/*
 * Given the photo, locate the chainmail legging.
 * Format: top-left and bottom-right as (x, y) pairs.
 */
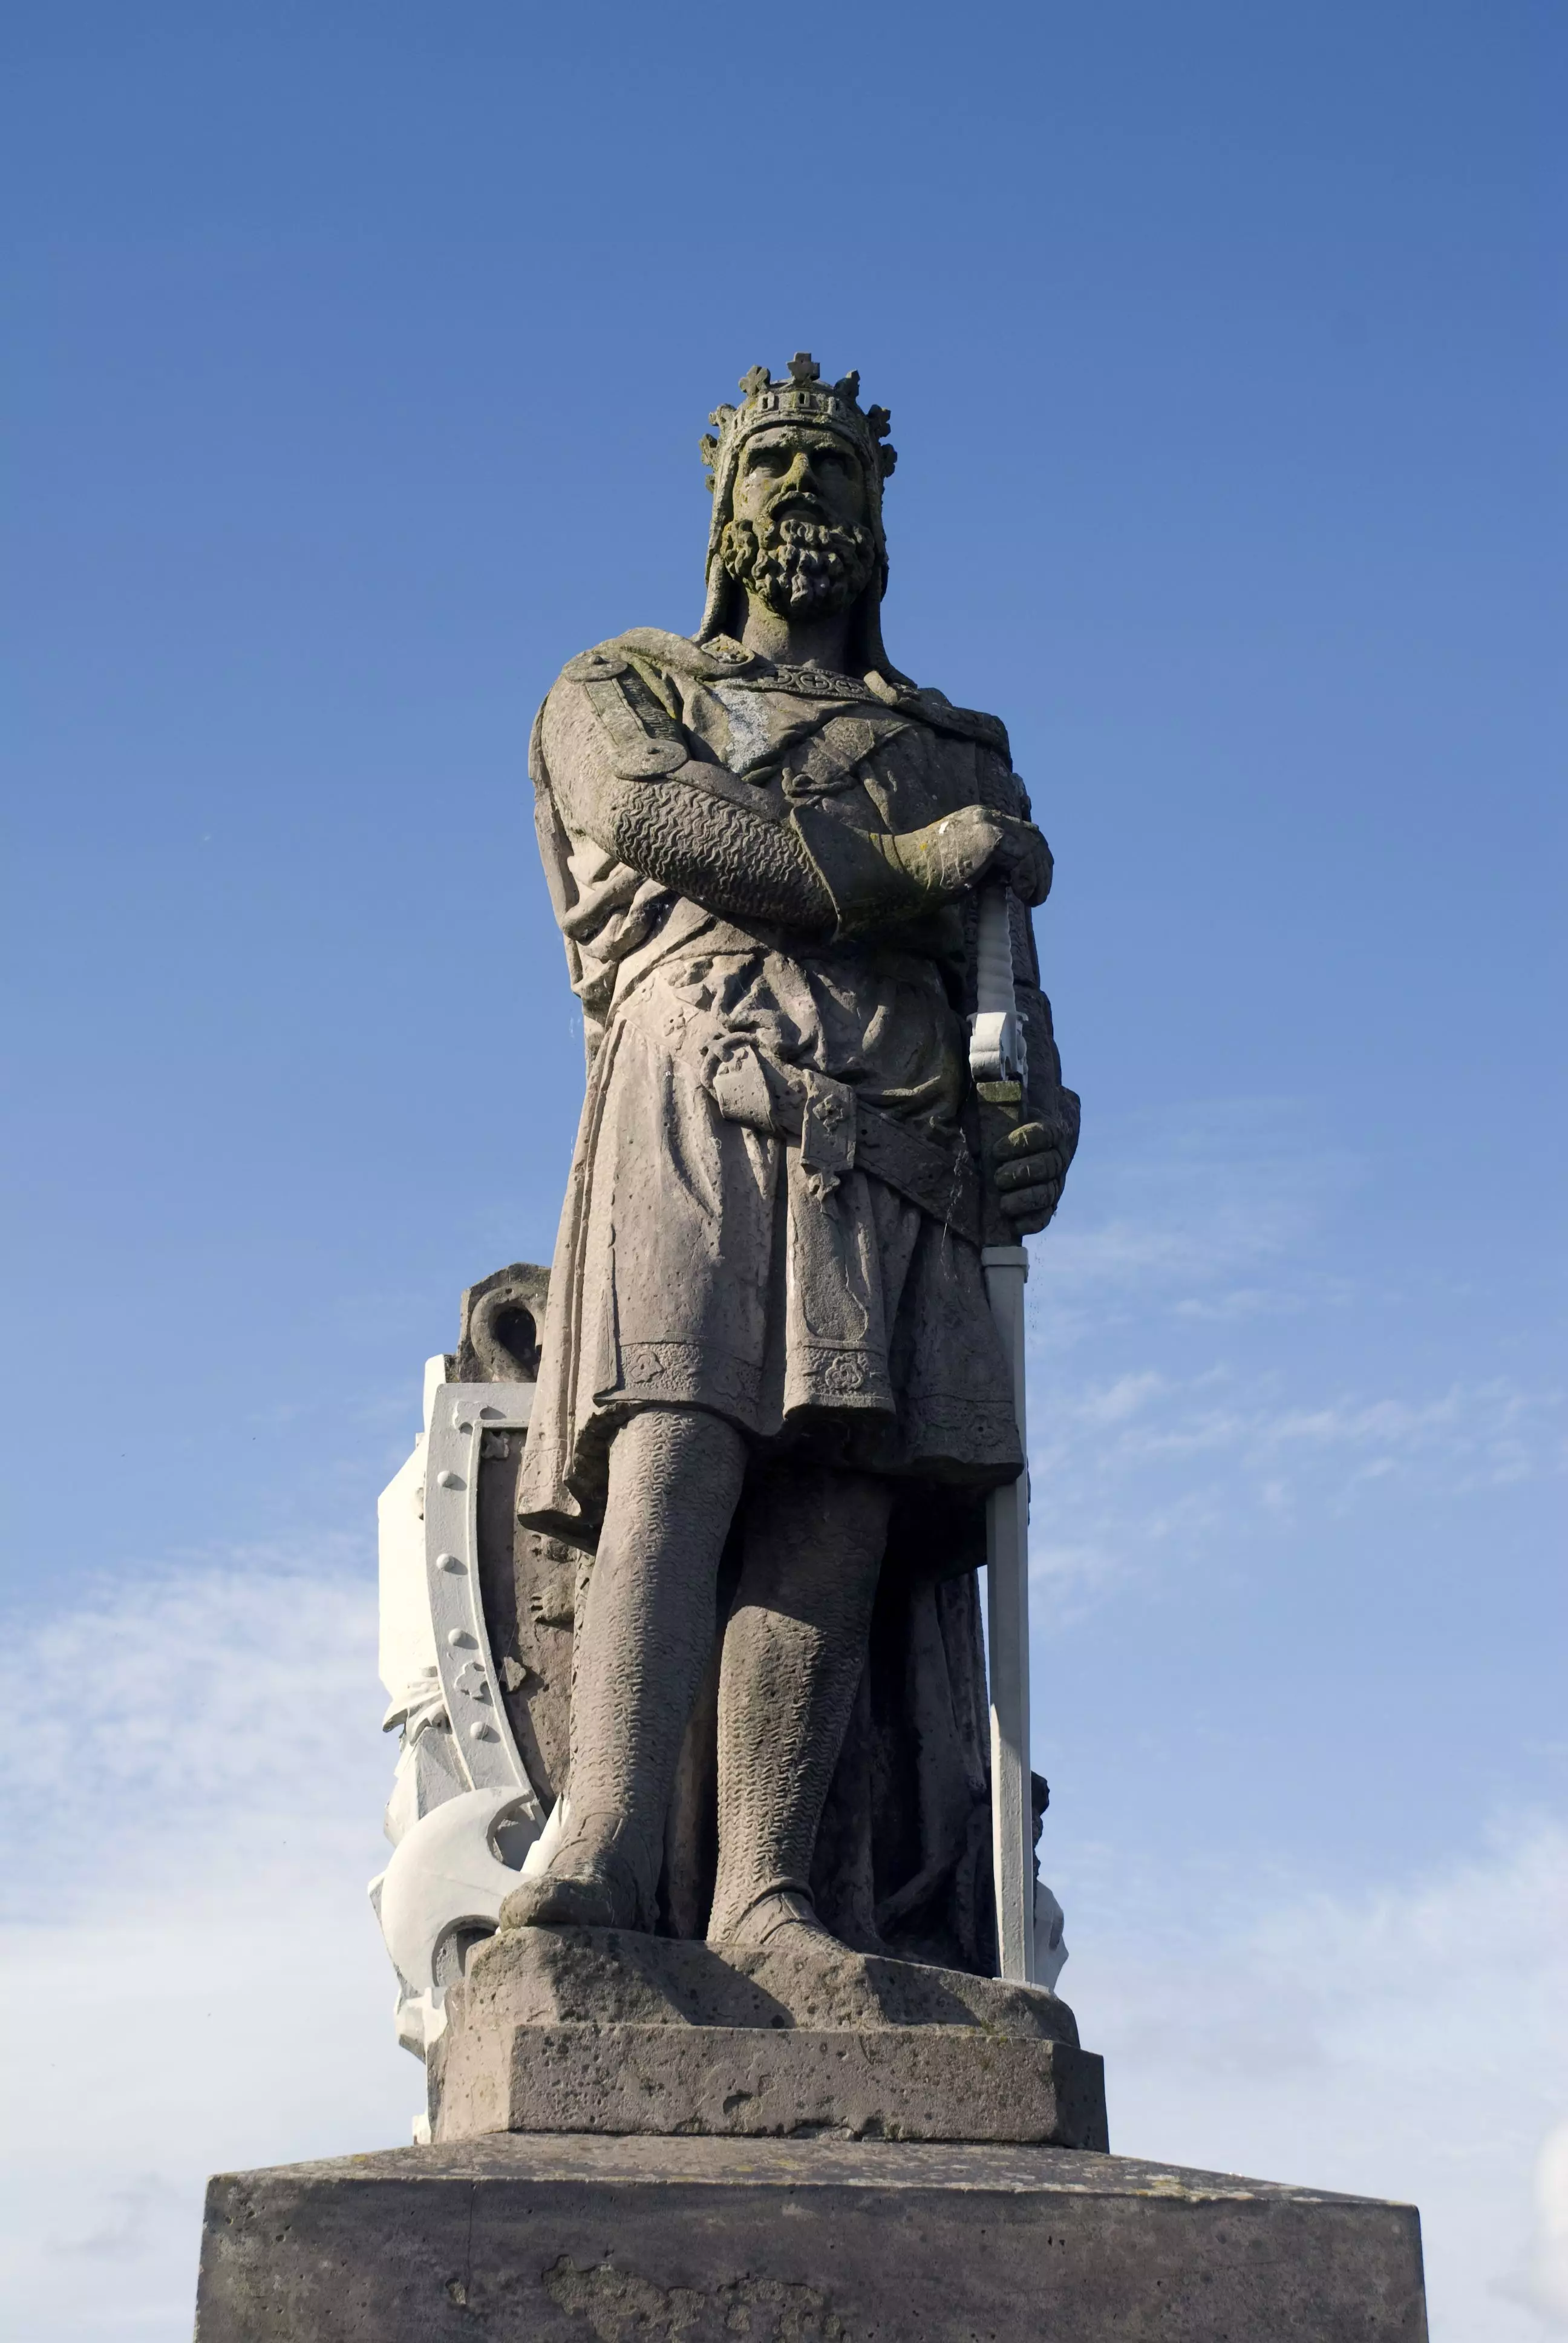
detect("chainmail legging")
(560, 1407), (889, 1933)
(709, 1459), (889, 1939)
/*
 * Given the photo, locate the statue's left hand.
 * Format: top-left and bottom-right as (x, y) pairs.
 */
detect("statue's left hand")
(991, 1120), (1071, 1233)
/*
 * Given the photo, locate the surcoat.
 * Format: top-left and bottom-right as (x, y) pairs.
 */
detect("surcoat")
(516, 628), (1079, 1550)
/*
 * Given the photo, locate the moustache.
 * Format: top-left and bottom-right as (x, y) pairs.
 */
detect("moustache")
(763, 488), (828, 523)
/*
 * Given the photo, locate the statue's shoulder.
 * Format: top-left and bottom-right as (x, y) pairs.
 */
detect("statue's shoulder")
(867, 672), (1012, 761)
(540, 631), (699, 782)
(554, 628), (757, 693)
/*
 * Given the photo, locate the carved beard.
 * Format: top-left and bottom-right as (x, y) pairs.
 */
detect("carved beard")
(719, 510), (877, 621)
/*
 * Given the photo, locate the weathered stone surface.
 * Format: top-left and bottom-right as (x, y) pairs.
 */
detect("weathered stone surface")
(194, 2134), (1430, 2342)
(428, 1925), (1105, 2147)
(496, 355), (1079, 1965)
(465, 1922), (1082, 2039)
(437, 2020), (1106, 2149)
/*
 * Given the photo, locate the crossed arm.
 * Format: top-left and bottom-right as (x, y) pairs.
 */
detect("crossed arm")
(542, 682), (1050, 932)
(540, 683), (1077, 1230)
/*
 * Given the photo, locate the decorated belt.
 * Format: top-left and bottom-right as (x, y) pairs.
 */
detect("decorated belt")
(615, 981), (982, 1247)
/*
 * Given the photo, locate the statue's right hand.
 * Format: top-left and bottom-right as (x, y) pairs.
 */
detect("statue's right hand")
(889, 808), (1054, 908)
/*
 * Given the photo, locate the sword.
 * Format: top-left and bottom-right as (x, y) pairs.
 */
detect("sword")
(969, 880), (1035, 1984)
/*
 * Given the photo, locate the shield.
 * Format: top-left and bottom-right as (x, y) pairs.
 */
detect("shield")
(370, 1264), (564, 2120)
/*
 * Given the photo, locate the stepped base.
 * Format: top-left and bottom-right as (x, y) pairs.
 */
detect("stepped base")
(430, 1923), (1105, 2147)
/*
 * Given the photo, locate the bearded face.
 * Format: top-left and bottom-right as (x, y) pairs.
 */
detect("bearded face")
(721, 425), (878, 625)
(719, 508), (878, 620)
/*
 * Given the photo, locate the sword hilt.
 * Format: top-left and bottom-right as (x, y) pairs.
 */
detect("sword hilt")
(969, 881), (1027, 1088)
(970, 881), (1028, 1248)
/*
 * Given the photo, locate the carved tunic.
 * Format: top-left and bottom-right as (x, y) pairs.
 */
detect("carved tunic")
(517, 628), (1077, 1547)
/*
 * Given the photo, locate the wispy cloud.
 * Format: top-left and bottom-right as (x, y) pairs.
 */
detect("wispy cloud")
(7, 1552), (1566, 2341)
(1016, 1100), (1564, 1614)
(4, 1540), (384, 1917)
(1035, 1098), (1363, 1339)
(1026, 1361), (1564, 1614)
(1039, 1367), (1563, 1485)
(2, 1553), (412, 2343)
(1060, 1818), (1568, 2342)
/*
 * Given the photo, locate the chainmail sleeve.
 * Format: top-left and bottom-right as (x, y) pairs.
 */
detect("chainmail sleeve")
(541, 677), (835, 931)
(608, 774), (840, 931)
(541, 675), (943, 939)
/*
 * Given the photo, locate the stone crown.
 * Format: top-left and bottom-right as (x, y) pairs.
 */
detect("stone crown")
(700, 353), (897, 494)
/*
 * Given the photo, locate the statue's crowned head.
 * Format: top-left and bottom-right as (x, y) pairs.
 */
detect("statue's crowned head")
(697, 354), (900, 672)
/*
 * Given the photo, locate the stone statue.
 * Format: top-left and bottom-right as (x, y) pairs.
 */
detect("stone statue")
(507, 355), (1080, 1962)
(200, 360), (1428, 2337)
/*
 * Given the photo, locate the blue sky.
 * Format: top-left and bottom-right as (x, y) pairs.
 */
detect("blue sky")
(3, 4), (1564, 2337)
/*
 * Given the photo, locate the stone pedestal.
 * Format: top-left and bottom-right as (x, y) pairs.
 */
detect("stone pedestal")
(428, 1924), (1108, 2149)
(194, 2134), (1429, 2342)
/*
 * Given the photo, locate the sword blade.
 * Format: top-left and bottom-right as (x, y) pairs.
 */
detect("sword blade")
(970, 882), (1035, 1984)
(982, 1242), (1034, 1983)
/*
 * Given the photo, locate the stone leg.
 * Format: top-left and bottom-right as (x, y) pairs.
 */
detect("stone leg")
(506, 1406), (748, 1930)
(708, 1463), (890, 1944)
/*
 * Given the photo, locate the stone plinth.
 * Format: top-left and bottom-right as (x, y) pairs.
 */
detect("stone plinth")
(194, 2134), (1429, 2342)
(428, 1924), (1108, 2149)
